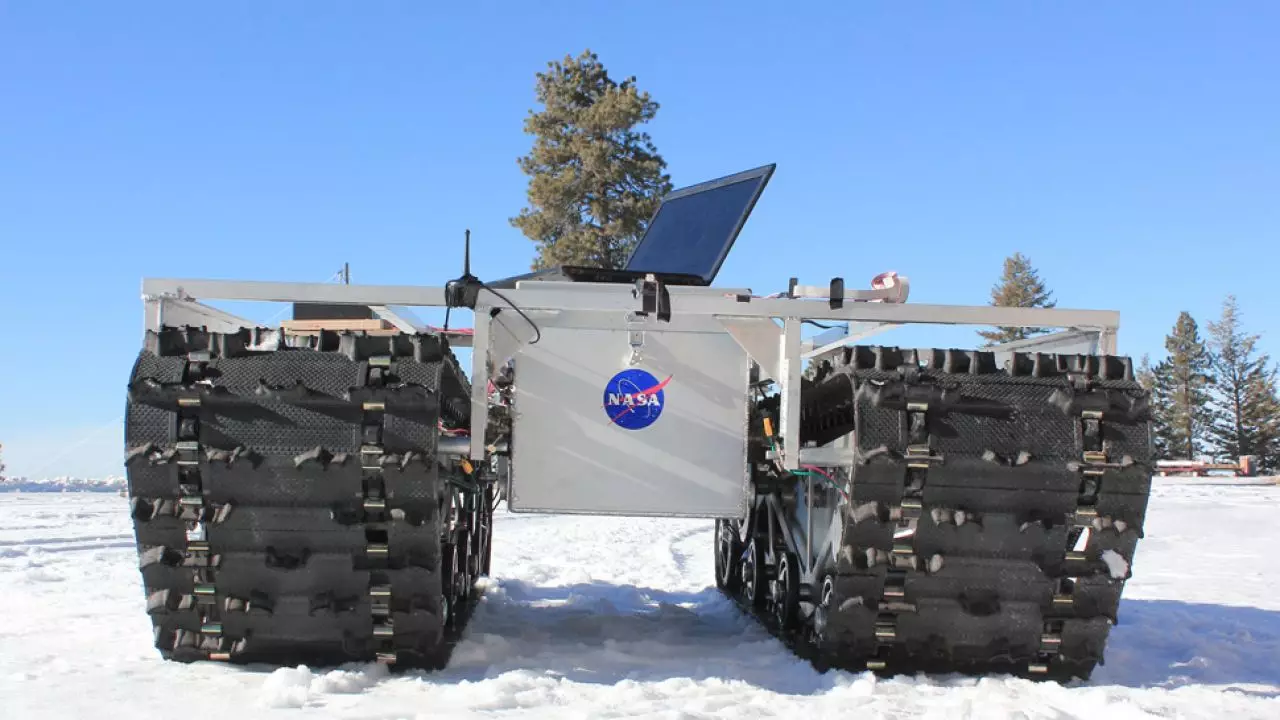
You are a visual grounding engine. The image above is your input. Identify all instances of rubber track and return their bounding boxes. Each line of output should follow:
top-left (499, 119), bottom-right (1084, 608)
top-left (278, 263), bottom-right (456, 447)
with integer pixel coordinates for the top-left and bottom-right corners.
top-left (124, 326), bottom-right (480, 669)
top-left (729, 346), bottom-right (1151, 682)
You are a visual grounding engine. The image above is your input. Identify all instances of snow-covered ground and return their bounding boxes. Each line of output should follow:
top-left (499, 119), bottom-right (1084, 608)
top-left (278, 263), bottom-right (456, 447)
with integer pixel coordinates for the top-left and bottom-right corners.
top-left (0, 475), bottom-right (126, 493)
top-left (1, 482), bottom-right (1277, 719)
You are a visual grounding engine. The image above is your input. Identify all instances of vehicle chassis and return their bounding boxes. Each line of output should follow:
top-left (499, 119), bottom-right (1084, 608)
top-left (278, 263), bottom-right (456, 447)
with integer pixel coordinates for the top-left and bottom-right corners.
top-left (136, 271), bottom-right (1133, 676)
top-left (141, 272), bottom-right (1119, 474)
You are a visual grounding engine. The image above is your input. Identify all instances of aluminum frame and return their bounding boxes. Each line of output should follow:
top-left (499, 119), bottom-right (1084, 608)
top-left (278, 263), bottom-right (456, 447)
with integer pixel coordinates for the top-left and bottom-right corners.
top-left (141, 275), bottom-right (1122, 468)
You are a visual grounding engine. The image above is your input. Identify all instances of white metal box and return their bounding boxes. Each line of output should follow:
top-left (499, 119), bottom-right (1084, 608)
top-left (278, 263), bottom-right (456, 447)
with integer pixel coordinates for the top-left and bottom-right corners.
top-left (504, 290), bottom-right (752, 518)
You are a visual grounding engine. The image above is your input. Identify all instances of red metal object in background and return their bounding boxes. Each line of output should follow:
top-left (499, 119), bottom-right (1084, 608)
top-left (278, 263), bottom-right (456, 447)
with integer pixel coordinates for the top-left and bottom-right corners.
top-left (1154, 456), bottom-right (1257, 477)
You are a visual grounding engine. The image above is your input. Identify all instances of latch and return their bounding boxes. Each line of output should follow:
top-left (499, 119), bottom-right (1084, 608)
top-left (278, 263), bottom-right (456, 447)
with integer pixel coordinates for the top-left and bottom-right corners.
top-left (634, 273), bottom-right (671, 322)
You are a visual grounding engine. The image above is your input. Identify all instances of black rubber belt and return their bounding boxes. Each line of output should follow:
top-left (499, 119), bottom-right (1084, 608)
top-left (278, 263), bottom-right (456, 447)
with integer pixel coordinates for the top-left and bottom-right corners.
top-left (1035, 372), bottom-right (1106, 675)
top-left (361, 354), bottom-right (397, 664)
top-left (177, 352), bottom-right (235, 660)
top-left (870, 370), bottom-right (942, 670)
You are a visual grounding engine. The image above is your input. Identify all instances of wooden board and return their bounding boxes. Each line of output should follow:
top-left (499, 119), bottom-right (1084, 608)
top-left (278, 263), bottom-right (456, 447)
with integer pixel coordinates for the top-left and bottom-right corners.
top-left (283, 328), bottom-right (402, 337)
top-left (281, 318), bottom-right (392, 332)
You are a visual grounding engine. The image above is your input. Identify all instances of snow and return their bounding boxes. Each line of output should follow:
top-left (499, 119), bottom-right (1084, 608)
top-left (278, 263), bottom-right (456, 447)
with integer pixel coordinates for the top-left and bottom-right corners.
top-left (1, 483), bottom-right (1278, 719)
top-left (0, 475), bottom-right (126, 492)
top-left (1101, 549), bottom-right (1131, 579)
top-left (258, 664), bottom-right (391, 709)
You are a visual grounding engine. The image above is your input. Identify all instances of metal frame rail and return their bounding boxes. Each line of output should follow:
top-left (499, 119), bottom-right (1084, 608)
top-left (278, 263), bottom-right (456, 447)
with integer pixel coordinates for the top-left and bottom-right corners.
top-left (141, 276), bottom-right (1121, 469)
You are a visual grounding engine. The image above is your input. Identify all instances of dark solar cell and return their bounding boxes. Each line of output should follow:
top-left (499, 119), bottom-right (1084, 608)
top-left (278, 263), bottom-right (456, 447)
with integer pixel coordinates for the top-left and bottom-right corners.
top-left (625, 165), bottom-right (773, 284)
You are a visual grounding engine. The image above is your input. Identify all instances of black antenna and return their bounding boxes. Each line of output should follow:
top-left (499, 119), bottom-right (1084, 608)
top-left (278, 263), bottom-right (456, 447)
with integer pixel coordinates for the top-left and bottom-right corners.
top-left (463, 229), bottom-right (471, 277)
top-left (444, 228), bottom-right (483, 328)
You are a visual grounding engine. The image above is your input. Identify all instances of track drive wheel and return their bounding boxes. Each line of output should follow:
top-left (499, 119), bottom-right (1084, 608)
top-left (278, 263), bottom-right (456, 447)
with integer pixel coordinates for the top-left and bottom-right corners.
top-left (441, 542), bottom-right (459, 628)
top-left (771, 551), bottom-right (800, 630)
top-left (714, 518), bottom-right (742, 592)
top-left (741, 537), bottom-right (768, 609)
top-left (477, 485), bottom-right (494, 577)
top-left (457, 531), bottom-right (474, 598)
top-left (810, 574), bottom-right (835, 647)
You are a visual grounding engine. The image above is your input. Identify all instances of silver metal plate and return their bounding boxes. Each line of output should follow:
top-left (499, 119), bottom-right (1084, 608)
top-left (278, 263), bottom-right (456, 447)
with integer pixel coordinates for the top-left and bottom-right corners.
top-left (507, 310), bottom-right (751, 518)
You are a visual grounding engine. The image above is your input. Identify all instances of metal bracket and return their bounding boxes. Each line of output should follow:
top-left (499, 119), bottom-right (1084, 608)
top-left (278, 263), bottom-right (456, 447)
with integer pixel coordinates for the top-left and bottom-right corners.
top-left (144, 295), bottom-right (256, 335)
top-left (801, 322), bottom-right (902, 361)
top-left (634, 273), bottom-right (672, 322)
top-left (370, 306), bottom-right (425, 334)
top-left (787, 271), bottom-right (911, 305)
top-left (468, 303), bottom-right (550, 460)
top-left (717, 317), bottom-right (782, 381)
top-left (984, 329), bottom-right (1107, 363)
top-left (796, 446), bottom-right (858, 466)
top-left (469, 311), bottom-right (491, 460)
top-left (778, 318), bottom-right (802, 470)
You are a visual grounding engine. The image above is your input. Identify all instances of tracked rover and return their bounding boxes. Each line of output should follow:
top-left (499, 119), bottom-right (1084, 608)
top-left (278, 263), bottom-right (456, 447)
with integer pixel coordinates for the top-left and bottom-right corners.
top-left (125, 163), bottom-right (1151, 680)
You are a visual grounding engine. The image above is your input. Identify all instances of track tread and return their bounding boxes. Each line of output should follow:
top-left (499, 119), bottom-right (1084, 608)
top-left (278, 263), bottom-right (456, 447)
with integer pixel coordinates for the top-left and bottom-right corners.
top-left (125, 326), bottom-right (486, 670)
top-left (729, 345), bottom-right (1152, 682)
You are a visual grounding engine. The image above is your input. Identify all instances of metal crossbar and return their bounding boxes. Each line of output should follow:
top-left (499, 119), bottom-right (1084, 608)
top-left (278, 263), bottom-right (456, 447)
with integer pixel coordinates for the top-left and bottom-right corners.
top-left (142, 277), bottom-right (1118, 330)
top-left (140, 275), bottom-right (1122, 464)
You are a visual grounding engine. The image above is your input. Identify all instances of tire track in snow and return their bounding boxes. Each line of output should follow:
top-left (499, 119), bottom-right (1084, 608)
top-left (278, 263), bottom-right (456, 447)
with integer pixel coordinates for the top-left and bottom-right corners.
top-left (1, 540), bottom-right (135, 558)
top-left (666, 521), bottom-right (714, 589)
top-left (0, 531), bottom-right (135, 560)
top-left (0, 533), bottom-right (133, 548)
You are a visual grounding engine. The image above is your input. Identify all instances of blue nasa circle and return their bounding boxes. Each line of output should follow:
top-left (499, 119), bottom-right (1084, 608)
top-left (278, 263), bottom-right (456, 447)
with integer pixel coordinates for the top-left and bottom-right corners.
top-left (603, 368), bottom-right (667, 430)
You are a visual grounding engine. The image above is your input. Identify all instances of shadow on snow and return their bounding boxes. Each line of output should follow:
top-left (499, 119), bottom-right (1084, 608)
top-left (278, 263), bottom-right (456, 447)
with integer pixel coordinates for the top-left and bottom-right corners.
top-left (1092, 598), bottom-right (1280, 695)
top-left (428, 579), bottom-right (1280, 696)
top-left (429, 579), bottom-right (832, 696)
top-left (224, 580), bottom-right (1280, 699)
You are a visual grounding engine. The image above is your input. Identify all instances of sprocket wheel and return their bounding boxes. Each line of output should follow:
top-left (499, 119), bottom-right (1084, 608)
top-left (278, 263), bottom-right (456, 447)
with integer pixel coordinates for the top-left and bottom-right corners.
top-left (440, 542), bottom-right (459, 628)
top-left (714, 518), bottom-right (742, 592)
top-left (477, 485), bottom-right (494, 576)
top-left (772, 551), bottom-right (800, 630)
top-left (741, 537), bottom-right (767, 609)
top-left (457, 530), bottom-right (473, 598)
top-left (810, 574), bottom-right (835, 647)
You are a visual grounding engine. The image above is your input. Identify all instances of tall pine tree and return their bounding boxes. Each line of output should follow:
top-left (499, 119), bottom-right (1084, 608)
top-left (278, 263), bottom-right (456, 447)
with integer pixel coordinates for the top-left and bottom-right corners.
top-left (1243, 366), bottom-right (1280, 472)
top-left (1136, 354), bottom-right (1170, 459)
top-left (1205, 295), bottom-right (1280, 469)
top-left (977, 252), bottom-right (1057, 346)
top-left (511, 50), bottom-right (673, 270)
top-left (1150, 311), bottom-right (1214, 460)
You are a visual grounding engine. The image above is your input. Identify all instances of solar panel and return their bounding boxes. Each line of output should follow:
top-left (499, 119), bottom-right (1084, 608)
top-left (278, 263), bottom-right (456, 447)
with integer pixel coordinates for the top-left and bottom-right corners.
top-left (624, 164), bottom-right (775, 285)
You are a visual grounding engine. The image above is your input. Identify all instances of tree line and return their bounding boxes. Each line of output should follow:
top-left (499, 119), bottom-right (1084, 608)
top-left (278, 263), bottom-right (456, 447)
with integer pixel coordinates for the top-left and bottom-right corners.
top-left (505, 50), bottom-right (1279, 473)
top-left (981, 254), bottom-right (1280, 472)
top-left (1138, 301), bottom-right (1280, 469)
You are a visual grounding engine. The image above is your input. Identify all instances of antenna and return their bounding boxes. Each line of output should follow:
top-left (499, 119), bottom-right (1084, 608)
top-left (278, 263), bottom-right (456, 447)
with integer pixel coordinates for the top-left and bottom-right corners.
top-left (444, 228), bottom-right (483, 322)
top-left (463, 229), bottom-right (471, 277)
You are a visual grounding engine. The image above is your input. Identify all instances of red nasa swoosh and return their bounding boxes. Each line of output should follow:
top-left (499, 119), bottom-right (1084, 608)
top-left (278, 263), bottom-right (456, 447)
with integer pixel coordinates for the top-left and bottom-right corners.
top-left (605, 374), bottom-right (672, 426)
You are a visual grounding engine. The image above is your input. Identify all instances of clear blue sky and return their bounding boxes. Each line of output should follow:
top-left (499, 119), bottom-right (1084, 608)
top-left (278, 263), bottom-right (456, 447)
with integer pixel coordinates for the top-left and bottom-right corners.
top-left (2, 2), bottom-right (1277, 478)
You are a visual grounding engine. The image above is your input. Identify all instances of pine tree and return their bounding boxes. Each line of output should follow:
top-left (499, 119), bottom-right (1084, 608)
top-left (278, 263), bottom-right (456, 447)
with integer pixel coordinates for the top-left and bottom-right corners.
top-left (511, 50), bottom-right (673, 270)
top-left (1136, 354), bottom-right (1170, 459)
top-left (1206, 296), bottom-right (1280, 470)
top-left (1150, 312), bottom-right (1215, 460)
top-left (1136, 353), bottom-right (1155, 393)
top-left (977, 252), bottom-right (1057, 346)
top-left (1244, 368), bottom-right (1280, 472)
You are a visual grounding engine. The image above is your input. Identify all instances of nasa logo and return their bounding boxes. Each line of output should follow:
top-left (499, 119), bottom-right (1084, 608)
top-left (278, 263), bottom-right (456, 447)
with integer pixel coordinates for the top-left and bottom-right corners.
top-left (602, 368), bottom-right (671, 430)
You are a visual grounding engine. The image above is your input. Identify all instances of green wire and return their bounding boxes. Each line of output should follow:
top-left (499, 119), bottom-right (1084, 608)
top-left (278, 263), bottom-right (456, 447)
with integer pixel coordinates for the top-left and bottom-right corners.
top-left (767, 427), bottom-right (847, 499)
top-left (793, 470), bottom-right (848, 497)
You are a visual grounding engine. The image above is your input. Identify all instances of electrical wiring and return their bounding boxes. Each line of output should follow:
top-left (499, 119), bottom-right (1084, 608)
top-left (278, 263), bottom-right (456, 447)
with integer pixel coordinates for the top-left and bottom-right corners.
top-left (797, 464), bottom-right (849, 501)
top-left (480, 282), bottom-right (542, 344)
top-left (760, 414), bottom-right (850, 503)
top-left (790, 469), bottom-right (850, 502)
